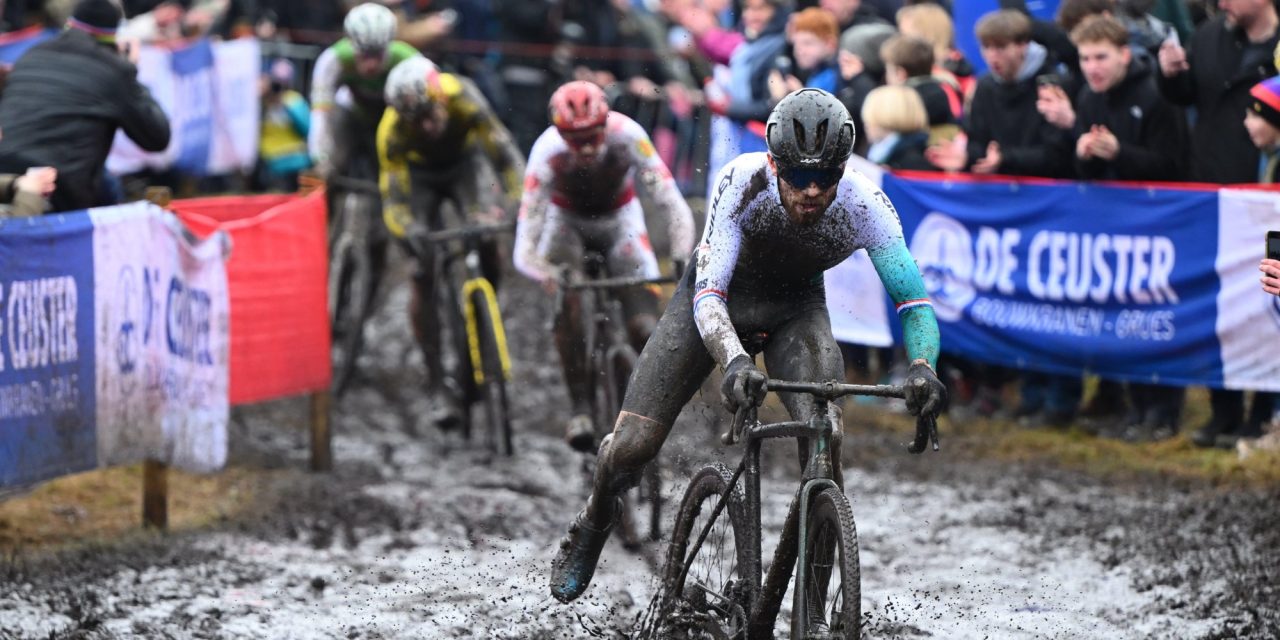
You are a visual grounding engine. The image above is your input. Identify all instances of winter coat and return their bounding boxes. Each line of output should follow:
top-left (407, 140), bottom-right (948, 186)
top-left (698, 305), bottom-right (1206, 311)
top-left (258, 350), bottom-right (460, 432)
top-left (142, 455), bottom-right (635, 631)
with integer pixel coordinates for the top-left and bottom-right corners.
top-left (725, 7), bottom-right (791, 123)
top-left (907, 77), bottom-right (958, 126)
top-left (0, 29), bottom-right (170, 212)
top-left (1073, 56), bottom-right (1189, 181)
top-left (963, 42), bottom-right (1074, 178)
top-left (871, 131), bottom-right (937, 171)
top-left (1157, 14), bottom-right (1279, 183)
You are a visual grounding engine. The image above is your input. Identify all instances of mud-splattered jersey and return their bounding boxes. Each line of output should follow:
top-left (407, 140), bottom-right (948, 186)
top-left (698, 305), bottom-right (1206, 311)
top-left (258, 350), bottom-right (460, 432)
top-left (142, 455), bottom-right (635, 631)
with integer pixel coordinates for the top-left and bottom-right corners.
top-left (693, 152), bottom-right (939, 368)
top-left (514, 112), bottom-right (695, 281)
top-left (308, 39), bottom-right (419, 167)
top-left (378, 73), bottom-right (524, 238)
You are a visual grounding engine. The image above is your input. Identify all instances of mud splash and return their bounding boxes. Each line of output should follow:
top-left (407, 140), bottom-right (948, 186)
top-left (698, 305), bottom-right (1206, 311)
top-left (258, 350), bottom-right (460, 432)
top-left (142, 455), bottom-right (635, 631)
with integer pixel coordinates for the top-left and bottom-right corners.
top-left (1, 267), bottom-right (1277, 639)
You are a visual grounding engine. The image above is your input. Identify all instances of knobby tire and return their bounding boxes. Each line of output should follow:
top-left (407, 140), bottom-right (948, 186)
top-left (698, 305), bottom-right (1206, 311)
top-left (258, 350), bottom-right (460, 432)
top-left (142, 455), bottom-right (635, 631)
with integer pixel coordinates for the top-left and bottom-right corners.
top-left (792, 486), bottom-right (861, 640)
top-left (470, 287), bottom-right (512, 456)
top-left (659, 463), bottom-right (751, 640)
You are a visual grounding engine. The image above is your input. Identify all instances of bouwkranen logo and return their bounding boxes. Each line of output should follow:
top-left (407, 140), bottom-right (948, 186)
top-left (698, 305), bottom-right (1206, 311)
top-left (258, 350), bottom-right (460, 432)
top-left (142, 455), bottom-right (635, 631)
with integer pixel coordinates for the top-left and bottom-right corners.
top-left (908, 212), bottom-right (974, 322)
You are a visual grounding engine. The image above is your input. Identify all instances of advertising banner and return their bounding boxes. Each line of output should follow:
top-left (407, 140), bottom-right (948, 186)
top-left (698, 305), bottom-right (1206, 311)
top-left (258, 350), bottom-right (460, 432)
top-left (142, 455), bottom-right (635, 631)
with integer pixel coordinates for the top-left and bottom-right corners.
top-left (833, 173), bottom-right (1280, 391)
top-left (0, 204), bottom-right (230, 488)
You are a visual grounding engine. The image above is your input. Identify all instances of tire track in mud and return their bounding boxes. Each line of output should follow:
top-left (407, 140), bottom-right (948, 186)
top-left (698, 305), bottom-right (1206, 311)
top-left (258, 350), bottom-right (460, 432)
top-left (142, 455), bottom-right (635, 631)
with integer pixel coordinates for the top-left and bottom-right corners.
top-left (1, 271), bottom-right (1277, 639)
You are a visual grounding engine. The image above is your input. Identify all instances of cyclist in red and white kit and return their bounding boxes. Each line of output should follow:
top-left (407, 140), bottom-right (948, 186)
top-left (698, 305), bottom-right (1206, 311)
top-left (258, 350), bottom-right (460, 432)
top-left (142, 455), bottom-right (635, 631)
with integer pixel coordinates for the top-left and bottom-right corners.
top-left (514, 81), bottom-right (696, 451)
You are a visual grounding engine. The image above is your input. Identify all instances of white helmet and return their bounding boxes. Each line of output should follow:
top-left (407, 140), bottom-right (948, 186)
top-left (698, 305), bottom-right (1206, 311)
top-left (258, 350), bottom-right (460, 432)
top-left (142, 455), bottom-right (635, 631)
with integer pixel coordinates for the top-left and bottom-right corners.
top-left (385, 56), bottom-right (442, 117)
top-left (344, 3), bottom-right (397, 55)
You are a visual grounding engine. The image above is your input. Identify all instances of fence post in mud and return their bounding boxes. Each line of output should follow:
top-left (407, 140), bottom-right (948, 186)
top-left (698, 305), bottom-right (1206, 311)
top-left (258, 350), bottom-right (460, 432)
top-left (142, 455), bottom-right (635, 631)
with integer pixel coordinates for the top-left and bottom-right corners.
top-left (142, 460), bottom-right (169, 530)
top-left (144, 186), bottom-right (173, 208)
top-left (310, 391), bottom-right (332, 472)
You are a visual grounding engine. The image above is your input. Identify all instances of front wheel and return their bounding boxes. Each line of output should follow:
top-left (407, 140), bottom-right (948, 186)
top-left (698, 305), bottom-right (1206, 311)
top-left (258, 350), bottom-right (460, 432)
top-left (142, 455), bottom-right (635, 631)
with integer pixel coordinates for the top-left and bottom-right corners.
top-left (470, 285), bottom-right (512, 456)
top-left (792, 486), bottom-right (861, 639)
top-left (657, 463), bottom-right (751, 640)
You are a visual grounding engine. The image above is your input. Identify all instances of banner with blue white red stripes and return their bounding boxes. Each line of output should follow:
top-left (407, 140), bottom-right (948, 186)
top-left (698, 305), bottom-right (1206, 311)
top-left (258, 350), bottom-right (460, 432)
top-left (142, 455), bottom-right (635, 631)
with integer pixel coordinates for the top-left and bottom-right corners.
top-left (0, 204), bottom-right (230, 489)
top-left (826, 162), bottom-right (1280, 392)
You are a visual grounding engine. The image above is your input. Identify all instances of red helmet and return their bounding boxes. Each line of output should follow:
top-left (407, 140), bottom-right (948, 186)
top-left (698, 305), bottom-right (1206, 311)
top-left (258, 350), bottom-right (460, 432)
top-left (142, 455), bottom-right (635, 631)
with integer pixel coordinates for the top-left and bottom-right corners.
top-left (549, 81), bottom-right (609, 133)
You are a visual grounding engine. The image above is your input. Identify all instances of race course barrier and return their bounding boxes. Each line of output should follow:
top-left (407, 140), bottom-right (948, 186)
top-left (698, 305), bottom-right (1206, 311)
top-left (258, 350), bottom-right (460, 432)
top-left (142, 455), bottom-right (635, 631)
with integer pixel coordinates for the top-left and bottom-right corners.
top-left (173, 192), bottom-right (333, 472)
top-left (827, 167), bottom-right (1280, 392)
top-left (0, 203), bottom-right (231, 495)
top-left (1, 192), bottom-right (332, 530)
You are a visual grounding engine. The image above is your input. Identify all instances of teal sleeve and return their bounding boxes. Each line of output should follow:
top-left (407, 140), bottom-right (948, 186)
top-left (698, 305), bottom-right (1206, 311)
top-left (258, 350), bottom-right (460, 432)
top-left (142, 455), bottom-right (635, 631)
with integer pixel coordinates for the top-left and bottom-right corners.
top-left (866, 241), bottom-right (940, 369)
top-left (284, 93), bottom-right (311, 137)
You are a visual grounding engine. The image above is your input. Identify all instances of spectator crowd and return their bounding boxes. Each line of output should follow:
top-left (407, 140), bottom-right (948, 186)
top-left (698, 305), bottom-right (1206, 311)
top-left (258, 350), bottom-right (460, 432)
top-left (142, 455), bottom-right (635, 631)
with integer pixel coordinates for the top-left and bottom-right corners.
top-left (0, 0), bottom-right (1275, 447)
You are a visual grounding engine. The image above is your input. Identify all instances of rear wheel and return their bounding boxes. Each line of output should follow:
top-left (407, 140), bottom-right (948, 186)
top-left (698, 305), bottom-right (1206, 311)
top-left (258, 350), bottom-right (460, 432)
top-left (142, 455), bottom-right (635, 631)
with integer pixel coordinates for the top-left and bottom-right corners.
top-left (658, 464), bottom-right (751, 640)
top-left (792, 487), bottom-right (861, 639)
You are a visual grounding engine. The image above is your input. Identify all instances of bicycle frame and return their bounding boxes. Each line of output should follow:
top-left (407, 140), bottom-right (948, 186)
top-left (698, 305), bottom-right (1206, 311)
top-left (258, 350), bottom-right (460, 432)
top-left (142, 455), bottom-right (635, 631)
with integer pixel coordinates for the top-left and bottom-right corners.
top-left (415, 222), bottom-right (517, 388)
top-left (674, 380), bottom-right (937, 638)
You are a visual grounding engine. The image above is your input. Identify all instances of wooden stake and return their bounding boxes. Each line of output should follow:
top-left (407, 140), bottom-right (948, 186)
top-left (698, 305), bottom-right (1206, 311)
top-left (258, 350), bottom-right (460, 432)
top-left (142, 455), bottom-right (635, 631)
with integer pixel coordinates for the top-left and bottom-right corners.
top-left (142, 460), bottom-right (168, 530)
top-left (310, 391), bottom-right (332, 472)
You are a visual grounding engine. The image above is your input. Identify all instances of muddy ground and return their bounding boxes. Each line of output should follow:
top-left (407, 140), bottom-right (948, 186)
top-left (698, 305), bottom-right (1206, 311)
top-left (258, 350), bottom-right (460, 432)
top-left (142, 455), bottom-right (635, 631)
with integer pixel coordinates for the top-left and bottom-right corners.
top-left (2, 266), bottom-right (1279, 639)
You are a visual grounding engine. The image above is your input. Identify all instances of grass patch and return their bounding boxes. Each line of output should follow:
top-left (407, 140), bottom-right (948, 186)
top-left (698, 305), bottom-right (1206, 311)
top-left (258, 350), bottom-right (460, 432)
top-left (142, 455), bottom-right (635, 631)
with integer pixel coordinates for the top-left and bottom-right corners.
top-left (849, 386), bottom-right (1280, 488)
top-left (0, 464), bottom-right (297, 553)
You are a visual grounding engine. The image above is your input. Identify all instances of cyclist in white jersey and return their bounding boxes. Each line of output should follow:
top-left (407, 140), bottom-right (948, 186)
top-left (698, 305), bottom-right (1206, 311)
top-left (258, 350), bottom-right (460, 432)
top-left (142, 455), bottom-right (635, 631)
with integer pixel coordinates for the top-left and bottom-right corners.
top-left (514, 81), bottom-right (696, 451)
top-left (549, 88), bottom-right (948, 603)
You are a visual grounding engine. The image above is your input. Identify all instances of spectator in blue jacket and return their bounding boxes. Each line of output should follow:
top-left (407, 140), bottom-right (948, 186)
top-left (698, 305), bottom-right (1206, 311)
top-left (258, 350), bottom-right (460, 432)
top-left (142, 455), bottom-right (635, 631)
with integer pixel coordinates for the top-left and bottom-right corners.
top-left (257, 59), bottom-right (310, 192)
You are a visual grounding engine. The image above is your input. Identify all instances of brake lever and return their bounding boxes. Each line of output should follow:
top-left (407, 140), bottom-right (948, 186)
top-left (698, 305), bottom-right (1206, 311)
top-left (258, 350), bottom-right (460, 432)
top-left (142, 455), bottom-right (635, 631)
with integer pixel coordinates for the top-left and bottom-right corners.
top-left (721, 405), bottom-right (754, 446)
top-left (906, 413), bottom-right (940, 454)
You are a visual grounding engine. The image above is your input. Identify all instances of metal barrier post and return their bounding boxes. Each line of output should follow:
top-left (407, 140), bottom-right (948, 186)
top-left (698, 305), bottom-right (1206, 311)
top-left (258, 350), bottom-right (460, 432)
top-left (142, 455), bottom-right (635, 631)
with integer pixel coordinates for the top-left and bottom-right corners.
top-left (142, 459), bottom-right (169, 530)
top-left (310, 391), bottom-right (332, 472)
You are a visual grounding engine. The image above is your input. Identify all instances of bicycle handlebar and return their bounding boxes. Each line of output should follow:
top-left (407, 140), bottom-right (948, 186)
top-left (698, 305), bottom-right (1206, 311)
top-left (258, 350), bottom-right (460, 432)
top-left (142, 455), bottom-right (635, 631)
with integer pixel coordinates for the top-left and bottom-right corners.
top-left (417, 221), bottom-right (516, 244)
top-left (326, 175), bottom-right (381, 195)
top-left (566, 275), bottom-right (677, 290)
top-left (723, 379), bottom-right (941, 454)
top-left (765, 379), bottom-right (904, 400)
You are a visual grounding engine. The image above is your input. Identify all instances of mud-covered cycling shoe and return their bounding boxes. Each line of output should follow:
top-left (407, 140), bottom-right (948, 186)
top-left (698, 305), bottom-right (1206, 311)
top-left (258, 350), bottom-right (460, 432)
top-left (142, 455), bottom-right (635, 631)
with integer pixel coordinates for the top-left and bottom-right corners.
top-left (565, 414), bottom-right (596, 453)
top-left (549, 499), bottom-right (620, 603)
top-left (426, 382), bottom-right (465, 432)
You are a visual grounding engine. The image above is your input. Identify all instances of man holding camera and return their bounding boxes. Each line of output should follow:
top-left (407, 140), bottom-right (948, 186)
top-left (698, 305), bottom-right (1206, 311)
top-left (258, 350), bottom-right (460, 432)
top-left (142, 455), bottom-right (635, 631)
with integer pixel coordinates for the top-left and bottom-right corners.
top-left (0, 0), bottom-right (170, 214)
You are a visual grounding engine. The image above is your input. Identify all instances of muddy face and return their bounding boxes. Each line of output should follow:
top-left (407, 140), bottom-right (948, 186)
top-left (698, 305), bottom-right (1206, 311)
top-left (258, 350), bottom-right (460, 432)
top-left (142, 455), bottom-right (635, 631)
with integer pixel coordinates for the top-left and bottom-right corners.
top-left (777, 176), bottom-right (839, 226)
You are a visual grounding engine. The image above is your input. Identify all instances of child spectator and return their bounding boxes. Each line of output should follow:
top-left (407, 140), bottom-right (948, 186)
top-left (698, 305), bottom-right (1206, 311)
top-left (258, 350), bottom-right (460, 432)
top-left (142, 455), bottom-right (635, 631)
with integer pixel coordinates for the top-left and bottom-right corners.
top-left (881, 34), bottom-right (959, 136)
top-left (1246, 75), bottom-right (1280, 183)
top-left (769, 6), bottom-right (840, 96)
top-left (257, 59), bottom-right (310, 192)
top-left (836, 22), bottom-right (896, 156)
top-left (861, 84), bottom-right (936, 170)
top-left (896, 2), bottom-right (976, 102)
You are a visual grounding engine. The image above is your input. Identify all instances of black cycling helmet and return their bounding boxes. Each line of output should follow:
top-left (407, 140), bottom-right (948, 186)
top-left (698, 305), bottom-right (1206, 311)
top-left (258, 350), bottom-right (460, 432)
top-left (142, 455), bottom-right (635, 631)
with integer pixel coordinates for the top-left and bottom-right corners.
top-left (766, 88), bottom-right (856, 172)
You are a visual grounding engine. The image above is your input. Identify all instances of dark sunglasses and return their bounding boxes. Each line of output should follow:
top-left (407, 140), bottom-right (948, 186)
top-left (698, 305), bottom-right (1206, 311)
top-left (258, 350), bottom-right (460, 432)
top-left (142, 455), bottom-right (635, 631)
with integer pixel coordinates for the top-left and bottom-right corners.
top-left (777, 165), bottom-right (844, 190)
top-left (562, 126), bottom-right (605, 150)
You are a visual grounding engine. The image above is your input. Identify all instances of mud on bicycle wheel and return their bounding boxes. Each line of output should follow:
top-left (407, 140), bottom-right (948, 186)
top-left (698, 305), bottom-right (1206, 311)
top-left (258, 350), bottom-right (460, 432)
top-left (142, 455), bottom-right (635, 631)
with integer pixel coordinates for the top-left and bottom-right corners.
top-left (328, 194), bottom-right (376, 397)
top-left (792, 486), bottom-right (861, 640)
top-left (469, 286), bottom-right (512, 456)
top-left (658, 463), bottom-right (752, 640)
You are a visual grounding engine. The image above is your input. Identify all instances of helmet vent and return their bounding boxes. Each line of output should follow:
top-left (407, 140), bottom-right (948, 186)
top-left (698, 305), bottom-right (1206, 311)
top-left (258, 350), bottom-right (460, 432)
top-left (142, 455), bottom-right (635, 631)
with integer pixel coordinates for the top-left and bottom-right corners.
top-left (792, 119), bottom-right (806, 153)
top-left (812, 120), bottom-right (828, 155)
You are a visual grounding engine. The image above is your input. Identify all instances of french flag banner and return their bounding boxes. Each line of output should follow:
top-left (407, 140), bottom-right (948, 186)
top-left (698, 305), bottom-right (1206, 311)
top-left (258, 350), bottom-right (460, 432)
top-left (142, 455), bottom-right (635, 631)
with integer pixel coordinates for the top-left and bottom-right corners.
top-left (0, 203), bottom-right (230, 489)
top-left (826, 169), bottom-right (1280, 392)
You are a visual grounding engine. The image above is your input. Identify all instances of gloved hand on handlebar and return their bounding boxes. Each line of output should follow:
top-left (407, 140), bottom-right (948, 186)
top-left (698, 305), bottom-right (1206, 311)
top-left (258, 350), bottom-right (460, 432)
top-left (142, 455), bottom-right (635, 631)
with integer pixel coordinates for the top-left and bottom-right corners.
top-left (904, 359), bottom-right (947, 418)
top-left (721, 354), bottom-right (767, 413)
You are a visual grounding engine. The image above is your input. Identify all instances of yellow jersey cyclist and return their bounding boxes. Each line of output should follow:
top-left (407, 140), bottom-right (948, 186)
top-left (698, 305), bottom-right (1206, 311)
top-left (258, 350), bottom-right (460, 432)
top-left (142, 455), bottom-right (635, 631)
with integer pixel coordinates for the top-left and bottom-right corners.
top-left (308, 3), bottom-right (418, 182)
top-left (549, 89), bottom-right (948, 603)
top-left (514, 80), bottom-right (696, 451)
top-left (379, 56), bottom-right (525, 429)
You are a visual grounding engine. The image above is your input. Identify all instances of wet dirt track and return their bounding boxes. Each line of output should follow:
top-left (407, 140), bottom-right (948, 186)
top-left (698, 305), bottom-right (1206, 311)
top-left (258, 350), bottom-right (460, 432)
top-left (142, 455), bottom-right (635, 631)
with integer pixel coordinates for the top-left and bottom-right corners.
top-left (2, 272), bottom-right (1278, 639)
